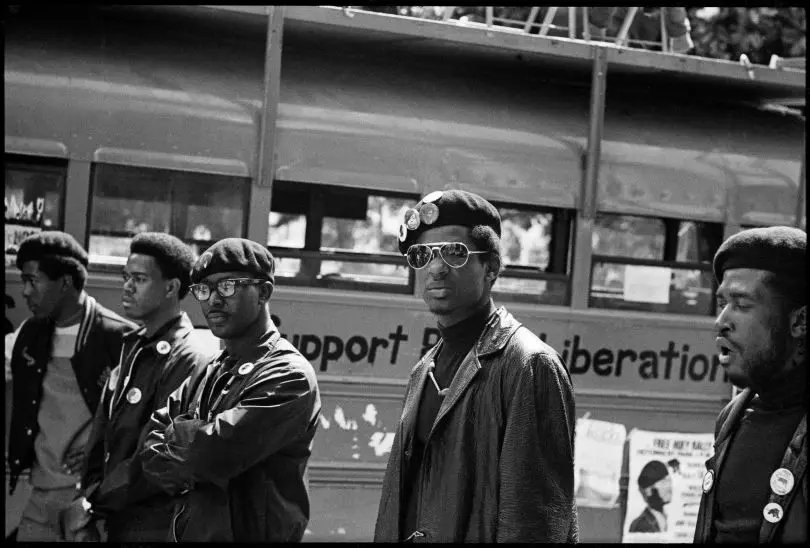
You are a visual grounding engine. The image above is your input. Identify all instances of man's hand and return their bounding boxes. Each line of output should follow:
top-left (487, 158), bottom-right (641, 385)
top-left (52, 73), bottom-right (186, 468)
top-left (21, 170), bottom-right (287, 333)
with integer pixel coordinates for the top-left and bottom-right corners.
top-left (62, 447), bottom-right (85, 476)
top-left (61, 497), bottom-right (93, 541)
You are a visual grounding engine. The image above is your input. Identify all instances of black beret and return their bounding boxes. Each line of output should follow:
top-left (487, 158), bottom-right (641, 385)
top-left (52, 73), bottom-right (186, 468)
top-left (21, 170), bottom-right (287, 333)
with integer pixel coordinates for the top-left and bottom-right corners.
top-left (16, 231), bottom-right (89, 270)
top-left (713, 226), bottom-right (806, 283)
top-left (638, 460), bottom-right (669, 489)
top-left (191, 238), bottom-right (275, 285)
top-left (130, 232), bottom-right (196, 294)
top-left (397, 190), bottom-right (502, 254)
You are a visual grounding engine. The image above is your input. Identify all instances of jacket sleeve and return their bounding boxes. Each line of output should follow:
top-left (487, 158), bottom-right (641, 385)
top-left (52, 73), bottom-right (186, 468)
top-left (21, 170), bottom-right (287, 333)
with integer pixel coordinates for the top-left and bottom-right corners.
top-left (89, 348), bottom-right (211, 513)
top-left (140, 372), bottom-right (199, 495)
top-left (79, 377), bottom-right (113, 498)
top-left (496, 350), bottom-right (578, 543)
top-left (149, 360), bottom-right (318, 490)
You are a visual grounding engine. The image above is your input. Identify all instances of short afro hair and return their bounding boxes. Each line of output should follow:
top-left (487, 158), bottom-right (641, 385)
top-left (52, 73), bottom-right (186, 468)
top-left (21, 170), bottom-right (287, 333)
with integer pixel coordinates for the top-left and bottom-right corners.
top-left (16, 231), bottom-right (89, 291)
top-left (470, 225), bottom-right (503, 286)
top-left (130, 232), bottom-right (196, 299)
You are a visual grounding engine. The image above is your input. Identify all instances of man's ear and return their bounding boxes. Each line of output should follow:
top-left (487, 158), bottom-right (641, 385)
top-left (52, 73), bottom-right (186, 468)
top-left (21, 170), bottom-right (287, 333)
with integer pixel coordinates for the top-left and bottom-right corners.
top-left (790, 305), bottom-right (806, 339)
top-left (258, 281), bottom-right (274, 303)
top-left (165, 278), bottom-right (181, 300)
top-left (485, 254), bottom-right (500, 284)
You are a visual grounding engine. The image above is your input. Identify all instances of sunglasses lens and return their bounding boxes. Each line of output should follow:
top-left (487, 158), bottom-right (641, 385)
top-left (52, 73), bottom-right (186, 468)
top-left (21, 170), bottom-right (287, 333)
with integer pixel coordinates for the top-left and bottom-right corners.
top-left (440, 243), bottom-right (469, 267)
top-left (407, 245), bottom-right (433, 269)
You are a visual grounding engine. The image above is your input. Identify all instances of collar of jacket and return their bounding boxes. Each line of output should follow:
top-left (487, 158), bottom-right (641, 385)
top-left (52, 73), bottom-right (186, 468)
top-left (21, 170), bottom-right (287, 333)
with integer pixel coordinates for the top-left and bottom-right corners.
top-left (73, 294), bottom-right (99, 354)
top-left (122, 311), bottom-right (193, 347)
top-left (401, 307), bottom-right (521, 448)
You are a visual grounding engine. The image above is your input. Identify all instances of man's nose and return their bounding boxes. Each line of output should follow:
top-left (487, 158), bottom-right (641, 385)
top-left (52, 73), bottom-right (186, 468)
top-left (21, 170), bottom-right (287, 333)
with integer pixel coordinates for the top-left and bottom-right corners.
top-left (714, 304), bottom-right (731, 333)
top-left (21, 282), bottom-right (32, 297)
top-left (426, 248), bottom-right (448, 274)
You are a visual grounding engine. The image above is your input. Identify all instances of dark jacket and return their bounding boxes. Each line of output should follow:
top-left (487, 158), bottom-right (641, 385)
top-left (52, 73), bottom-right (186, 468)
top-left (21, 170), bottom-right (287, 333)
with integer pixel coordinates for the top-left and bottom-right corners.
top-left (694, 388), bottom-right (808, 543)
top-left (7, 295), bottom-right (135, 495)
top-left (140, 327), bottom-right (321, 542)
top-left (77, 312), bottom-right (214, 541)
top-left (629, 506), bottom-right (663, 533)
top-left (374, 307), bottom-right (579, 543)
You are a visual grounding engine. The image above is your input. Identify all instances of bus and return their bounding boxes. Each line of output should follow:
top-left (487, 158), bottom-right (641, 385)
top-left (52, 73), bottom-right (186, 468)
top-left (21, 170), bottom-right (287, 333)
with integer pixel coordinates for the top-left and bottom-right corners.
top-left (5, 5), bottom-right (805, 542)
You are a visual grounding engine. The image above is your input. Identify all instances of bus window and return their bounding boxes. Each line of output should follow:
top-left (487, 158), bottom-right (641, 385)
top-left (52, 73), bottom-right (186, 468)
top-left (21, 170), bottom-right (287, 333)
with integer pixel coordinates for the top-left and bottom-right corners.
top-left (88, 163), bottom-right (250, 265)
top-left (494, 205), bottom-right (573, 306)
top-left (590, 214), bottom-right (721, 316)
top-left (268, 181), bottom-right (414, 293)
top-left (5, 154), bottom-right (67, 265)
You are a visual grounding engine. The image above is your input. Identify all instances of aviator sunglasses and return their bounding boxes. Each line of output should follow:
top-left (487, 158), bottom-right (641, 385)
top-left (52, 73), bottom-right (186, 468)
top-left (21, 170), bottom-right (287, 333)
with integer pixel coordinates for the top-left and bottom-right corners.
top-left (189, 278), bottom-right (264, 301)
top-left (406, 242), bottom-right (487, 270)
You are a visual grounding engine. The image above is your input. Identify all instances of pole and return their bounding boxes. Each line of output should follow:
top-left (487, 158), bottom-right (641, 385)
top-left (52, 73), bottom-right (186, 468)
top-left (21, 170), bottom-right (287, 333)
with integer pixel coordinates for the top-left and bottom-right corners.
top-left (570, 46), bottom-right (609, 309)
top-left (248, 5), bottom-right (285, 245)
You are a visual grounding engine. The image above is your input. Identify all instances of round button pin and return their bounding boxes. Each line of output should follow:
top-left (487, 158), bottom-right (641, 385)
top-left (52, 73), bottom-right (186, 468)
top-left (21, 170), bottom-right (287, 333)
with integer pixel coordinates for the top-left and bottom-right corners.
top-left (398, 224), bottom-right (408, 242)
top-left (422, 190), bottom-right (443, 203)
top-left (420, 202), bottom-right (440, 225)
top-left (156, 341), bottom-right (171, 355)
top-left (702, 470), bottom-right (714, 493)
top-left (763, 502), bottom-right (783, 523)
top-left (237, 362), bottom-right (255, 375)
top-left (126, 387), bottom-right (142, 405)
top-left (404, 208), bottom-right (421, 231)
top-left (769, 468), bottom-right (794, 496)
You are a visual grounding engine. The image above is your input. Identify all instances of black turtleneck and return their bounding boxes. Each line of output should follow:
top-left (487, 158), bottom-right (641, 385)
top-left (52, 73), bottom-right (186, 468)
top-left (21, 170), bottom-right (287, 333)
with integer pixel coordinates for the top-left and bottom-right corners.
top-left (712, 365), bottom-right (807, 543)
top-left (401, 299), bottom-right (497, 538)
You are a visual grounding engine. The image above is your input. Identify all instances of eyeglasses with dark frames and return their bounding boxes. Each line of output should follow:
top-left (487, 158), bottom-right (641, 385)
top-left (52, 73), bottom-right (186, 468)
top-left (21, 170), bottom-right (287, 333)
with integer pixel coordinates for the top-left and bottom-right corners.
top-left (189, 278), bottom-right (264, 301)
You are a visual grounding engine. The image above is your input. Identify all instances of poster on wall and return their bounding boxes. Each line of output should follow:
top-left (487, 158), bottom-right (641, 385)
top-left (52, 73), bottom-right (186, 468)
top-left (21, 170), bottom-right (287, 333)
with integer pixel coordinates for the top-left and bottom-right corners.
top-left (622, 429), bottom-right (714, 543)
top-left (574, 414), bottom-right (626, 508)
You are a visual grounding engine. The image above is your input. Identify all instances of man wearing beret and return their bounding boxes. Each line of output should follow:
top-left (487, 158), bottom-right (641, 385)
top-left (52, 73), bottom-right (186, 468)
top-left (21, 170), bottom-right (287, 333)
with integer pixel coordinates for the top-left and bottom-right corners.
top-left (694, 226), bottom-right (806, 544)
top-left (6, 231), bottom-right (135, 541)
top-left (630, 460), bottom-right (673, 533)
top-left (62, 233), bottom-right (215, 541)
top-left (375, 190), bottom-right (578, 542)
top-left (140, 237), bottom-right (322, 541)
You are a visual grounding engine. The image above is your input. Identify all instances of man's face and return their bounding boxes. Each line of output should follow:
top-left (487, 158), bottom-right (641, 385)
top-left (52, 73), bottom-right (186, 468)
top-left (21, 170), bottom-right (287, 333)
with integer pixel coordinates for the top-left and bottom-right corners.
top-left (642, 475), bottom-right (673, 507)
top-left (20, 260), bottom-right (65, 320)
top-left (198, 271), bottom-right (264, 339)
top-left (414, 225), bottom-right (491, 326)
top-left (122, 253), bottom-right (170, 323)
top-left (715, 268), bottom-right (791, 389)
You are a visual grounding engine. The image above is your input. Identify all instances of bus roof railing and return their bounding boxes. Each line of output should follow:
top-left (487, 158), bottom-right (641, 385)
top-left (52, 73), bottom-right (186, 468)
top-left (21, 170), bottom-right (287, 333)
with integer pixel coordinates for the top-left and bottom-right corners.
top-left (196, 6), bottom-right (805, 104)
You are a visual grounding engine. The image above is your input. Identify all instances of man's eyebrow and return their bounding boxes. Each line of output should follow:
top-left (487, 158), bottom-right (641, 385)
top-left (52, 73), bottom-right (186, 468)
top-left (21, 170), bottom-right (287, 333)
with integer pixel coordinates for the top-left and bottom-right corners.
top-left (715, 289), bottom-right (756, 301)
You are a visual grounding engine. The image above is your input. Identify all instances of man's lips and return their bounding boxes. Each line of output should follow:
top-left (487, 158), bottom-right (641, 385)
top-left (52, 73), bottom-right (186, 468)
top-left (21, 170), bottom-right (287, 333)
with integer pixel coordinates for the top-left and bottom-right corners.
top-left (716, 337), bottom-right (737, 366)
top-left (207, 312), bottom-right (228, 321)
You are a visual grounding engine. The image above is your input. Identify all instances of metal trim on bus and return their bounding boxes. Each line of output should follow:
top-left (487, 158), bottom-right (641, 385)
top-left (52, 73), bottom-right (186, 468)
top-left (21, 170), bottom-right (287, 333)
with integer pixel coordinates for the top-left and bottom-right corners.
top-left (4, 137), bottom-right (68, 159)
top-left (92, 147), bottom-right (250, 178)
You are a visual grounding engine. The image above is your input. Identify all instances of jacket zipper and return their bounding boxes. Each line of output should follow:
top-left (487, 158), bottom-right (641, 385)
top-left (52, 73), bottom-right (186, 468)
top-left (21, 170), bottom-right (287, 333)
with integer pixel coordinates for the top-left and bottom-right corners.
top-left (171, 502), bottom-right (187, 542)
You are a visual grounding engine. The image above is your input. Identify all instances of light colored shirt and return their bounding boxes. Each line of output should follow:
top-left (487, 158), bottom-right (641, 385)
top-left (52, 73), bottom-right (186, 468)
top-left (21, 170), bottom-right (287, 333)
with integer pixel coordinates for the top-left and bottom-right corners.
top-left (29, 323), bottom-right (93, 489)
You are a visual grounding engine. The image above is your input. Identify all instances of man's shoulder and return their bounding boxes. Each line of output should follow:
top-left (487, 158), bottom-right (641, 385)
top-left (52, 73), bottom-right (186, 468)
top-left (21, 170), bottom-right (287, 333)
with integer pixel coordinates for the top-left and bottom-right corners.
top-left (503, 322), bottom-right (563, 363)
top-left (256, 336), bottom-right (318, 381)
top-left (93, 302), bottom-right (137, 333)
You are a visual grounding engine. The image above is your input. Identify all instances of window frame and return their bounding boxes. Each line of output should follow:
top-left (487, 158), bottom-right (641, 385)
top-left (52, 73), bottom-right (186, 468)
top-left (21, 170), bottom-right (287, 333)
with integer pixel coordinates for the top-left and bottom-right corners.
top-left (86, 162), bottom-right (252, 270)
top-left (589, 213), bottom-right (723, 316)
top-left (267, 181), bottom-right (417, 294)
top-left (489, 200), bottom-right (574, 306)
top-left (5, 153), bottom-right (69, 264)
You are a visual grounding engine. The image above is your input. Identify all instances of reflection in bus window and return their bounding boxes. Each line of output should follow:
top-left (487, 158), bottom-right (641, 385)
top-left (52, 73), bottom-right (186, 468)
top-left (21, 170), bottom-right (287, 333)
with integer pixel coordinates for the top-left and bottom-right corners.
top-left (89, 163), bottom-right (250, 265)
top-left (590, 214), bottom-right (721, 316)
top-left (4, 155), bottom-right (67, 264)
top-left (493, 205), bottom-right (572, 306)
top-left (268, 182), bottom-right (413, 292)
top-left (592, 214), bottom-right (665, 259)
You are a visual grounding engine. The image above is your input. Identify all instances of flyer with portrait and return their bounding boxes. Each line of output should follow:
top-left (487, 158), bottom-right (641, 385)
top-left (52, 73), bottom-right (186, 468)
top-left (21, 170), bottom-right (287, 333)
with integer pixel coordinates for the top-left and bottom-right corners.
top-left (574, 415), bottom-right (626, 508)
top-left (622, 429), bottom-right (714, 543)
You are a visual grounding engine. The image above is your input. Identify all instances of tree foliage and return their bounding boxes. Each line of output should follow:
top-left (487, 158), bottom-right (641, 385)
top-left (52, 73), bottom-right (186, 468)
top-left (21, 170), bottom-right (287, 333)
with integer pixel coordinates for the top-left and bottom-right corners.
top-left (353, 6), bottom-right (806, 65)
